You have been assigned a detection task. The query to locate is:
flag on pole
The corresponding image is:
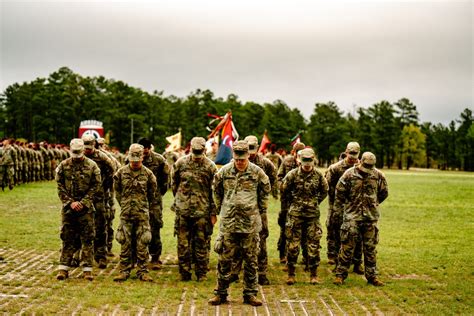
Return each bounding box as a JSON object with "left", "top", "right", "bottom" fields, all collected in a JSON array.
[
  {"left": 290, "top": 132, "right": 301, "bottom": 146},
  {"left": 212, "top": 112, "right": 239, "bottom": 165},
  {"left": 165, "top": 131, "right": 182, "bottom": 152},
  {"left": 259, "top": 131, "right": 271, "bottom": 153}
]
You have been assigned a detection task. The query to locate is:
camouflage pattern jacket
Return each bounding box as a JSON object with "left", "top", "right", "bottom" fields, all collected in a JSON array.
[
  {"left": 85, "top": 149, "right": 115, "bottom": 191},
  {"left": 172, "top": 155, "right": 217, "bottom": 218},
  {"left": 265, "top": 152, "right": 282, "bottom": 171},
  {"left": 114, "top": 165, "right": 157, "bottom": 220},
  {"left": 143, "top": 151, "right": 170, "bottom": 198},
  {"left": 277, "top": 155, "right": 298, "bottom": 186},
  {"left": 325, "top": 158, "right": 358, "bottom": 206},
  {"left": 0, "top": 145, "right": 14, "bottom": 166},
  {"left": 334, "top": 166, "right": 389, "bottom": 222},
  {"left": 281, "top": 167, "right": 328, "bottom": 218},
  {"left": 250, "top": 153, "right": 278, "bottom": 198},
  {"left": 55, "top": 157, "right": 101, "bottom": 211},
  {"left": 213, "top": 162, "right": 271, "bottom": 234}
]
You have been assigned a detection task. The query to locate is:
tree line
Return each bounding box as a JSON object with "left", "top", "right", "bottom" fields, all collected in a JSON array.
[{"left": 1, "top": 67, "right": 472, "bottom": 170}]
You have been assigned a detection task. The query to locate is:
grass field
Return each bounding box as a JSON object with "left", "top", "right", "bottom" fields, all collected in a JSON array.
[{"left": 0, "top": 169, "right": 473, "bottom": 314}]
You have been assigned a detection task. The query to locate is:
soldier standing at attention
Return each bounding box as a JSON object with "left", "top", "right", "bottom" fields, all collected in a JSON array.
[
  {"left": 138, "top": 138, "right": 170, "bottom": 270},
  {"left": 209, "top": 140, "right": 270, "bottom": 307},
  {"left": 172, "top": 137, "right": 217, "bottom": 281},
  {"left": 277, "top": 142, "right": 305, "bottom": 265},
  {"left": 229, "top": 135, "right": 277, "bottom": 286},
  {"left": 82, "top": 134, "right": 115, "bottom": 268},
  {"left": 333, "top": 152, "right": 388, "bottom": 286},
  {"left": 55, "top": 139, "right": 101, "bottom": 281},
  {"left": 113, "top": 144, "right": 157, "bottom": 282},
  {"left": 325, "top": 142, "right": 364, "bottom": 274},
  {"left": 281, "top": 148, "right": 328, "bottom": 285}
]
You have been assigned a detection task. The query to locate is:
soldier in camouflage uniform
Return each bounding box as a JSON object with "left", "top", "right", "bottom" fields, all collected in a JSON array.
[
  {"left": 113, "top": 144, "right": 157, "bottom": 282},
  {"left": 97, "top": 137, "right": 121, "bottom": 257},
  {"left": 281, "top": 148, "right": 328, "bottom": 285},
  {"left": 277, "top": 142, "right": 306, "bottom": 265},
  {"left": 265, "top": 143, "right": 283, "bottom": 171},
  {"left": 138, "top": 138, "right": 170, "bottom": 270},
  {"left": 172, "top": 137, "right": 217, "bottom": 281},
  {"left": 230, "top": 135, "right": 277, "bottom": 285},
  {"left": 0, "top": 139, "right": 15, "bottom": 191},
  {"left": 82, "top": 134, "right": 115, "bottom": 268},
  {"left": 325, "top": 142, "right": 364, "bottom": 274},
  {"left": 55, "top": 139, "right": 101, "bottom": 281},
  {"left": 333, "top": 152, "right": 389, "bottom": 286},
  {"left": 209, "top": 140, "right": 270, "bottom": 307}
]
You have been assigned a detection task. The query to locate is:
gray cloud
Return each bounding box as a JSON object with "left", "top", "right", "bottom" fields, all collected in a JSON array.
[{"left": 1, "top": 1, "right": 472, "bottom": 124}]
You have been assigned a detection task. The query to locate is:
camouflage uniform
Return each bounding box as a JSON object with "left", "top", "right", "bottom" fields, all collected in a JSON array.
[
  {"left": 265, "top": 151, "right": 283, "bottom": 171},
  {"left": 212, "top": 141, "right": 270, "bottom": 302},
  {"left": 82, "top": 135, "right": 115, "bottom": 266},
  {"left": 55, "top": 139, "right": 101, "bottom": 278},
  {"left": 276, "top": 142, "right": 306, "bottom": 263},
  {"left": 141, "top": 145, "right": 170, "bottom": 266},
  {"left": 231, "top": 136, "right": 277, "bottom": 285},
  {"left": 172, "top": 137, "right": 217, "bottom": 280},
  {"left": 114, "top": 144, "right": 157, "bottom": 280},
  {"left": 334, "top": 152, "right": 388, "bottom": 284},
  {"left": 0, "top": 142, "right": 15, "bottom": 190},
  {"left": 281, "top": 148, "right": 328, "bottom": 283},
  {"left": 325, "top": 143, "right": 363, "bottom": 268}
]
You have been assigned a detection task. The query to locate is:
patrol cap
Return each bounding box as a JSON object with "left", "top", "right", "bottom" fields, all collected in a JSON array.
[
  {"left": 81, "top": 134, "right": 95, "bottom": 149},
  {"left": 299, "top": 148, "right": 315, "bottom": 166},
  {"left": 128, "top": 143, "right": 144, "bottom": 162},
  {"left": 190, "top": 137, "right": 206, "bottom": 157},
  {"left": 244, "top": 135, "right": 259, "bottom": 154},
  {"left": 346, "top": 142, "right": 360, "bottom": 159},
  {"left": 70, "top": 138, "right": 84, "bottom": 158},
  {"left": 358, "top": 152, "right": 376, "bottom": 173},
  {"left": 233, "top": 140, "right": 249, "bottom": 159},
  {"left": 293, "top": 142, "right": 305, "bottom": 152}
]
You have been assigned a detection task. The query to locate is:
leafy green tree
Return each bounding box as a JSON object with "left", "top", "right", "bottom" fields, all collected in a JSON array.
[{"left": 401, "top": 124, "right": 426, "bottom": 169}]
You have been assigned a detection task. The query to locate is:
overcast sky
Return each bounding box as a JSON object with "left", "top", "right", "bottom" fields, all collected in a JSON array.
[{"left": 1, "top": 0, "right": 472, "bottom": 124}]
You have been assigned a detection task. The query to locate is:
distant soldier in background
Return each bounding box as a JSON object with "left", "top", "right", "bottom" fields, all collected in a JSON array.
[
  {"left": 55, "top": 138, "right": 101, "bottom": 281},
  {"left": 277, "top": 142, "right": 306, "bottom": 266},
  {"left": 325, "top": 142, "right": 364, "bottom": 274},
  {"left": 206, "top": 140, "right": 219, "bottom": 162},
  {"left": 209, "top": 140, "right": 270, "bottom": 307},
  {"left": 138, "top": 137, "right": 170, "bottom": 270},
  {"left": 40, "top": 141, "right": 52, "bottom": 180},
  {"left": 281, "top": 148, "right": 328, "bottom": 285},
  {"left": 0, "top": 139, "right": 15, "bottom": 191},
  {"left": 334, "top": 152, "right": 389, "bottom": 286},
  {"left": 230, "top": 135, "right": 277, "bottom": 285},
  {"left": 82, "top": 134, "right": 115, "bottom": 268},
  {"left": 172, "top": 137, "right": 217, "bottom": 281},
  {"left": 265, "top": 143, "right": 283, "bottom": 171},
  {"left": 113, "top": 144, "right": 157, "bottom": 282}
]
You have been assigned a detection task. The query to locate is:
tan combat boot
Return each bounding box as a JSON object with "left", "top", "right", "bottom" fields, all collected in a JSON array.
[
  {"left": 56, "top": 269, "right": 68, "bottom": 280},
  {"left": 113, "top": 272, "right": 129, "bottom": 282},
  {"left": 367, "top": 277, "right": 384, "bottom": 286},
  {"left": 333, "top": 276, "right": 344, "bottom": 285},
  {"left": 286, "top": 265, "right": 296, "bottom": 285},
  {"left": 208, "top": 295, "right": 228, "bottom": 305},
  {"left": 353, "top": 264, "right": 364, "bottom": 275},
  {"left": 83, "top": 271, "right": 94, "bottom": 281},
  {"left": 139, "top": 273, "right": 153, "bottom": 282},
  {"left": 310, "top": 269, "right": 321, "bottom": 285},
  {"left": 243, "top": 295, "right": 263, "bottom": 306}
]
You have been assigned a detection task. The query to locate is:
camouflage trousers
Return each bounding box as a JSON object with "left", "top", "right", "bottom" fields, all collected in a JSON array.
[
  {"left": 59, "top": 210, "right": 95, "bottom": 272},
  {"left": 0, "top": 165, "right": 14, "bottom": 190},
  {"left": 335, "top": 220, "right": 379, "bottom": 280},
  {"left": 327, "top": 207, "right": 363, "bottom": 266},
  {"left": 214, "top": 232, "right": 260, "bottom": 297},
  {"left": 286, "top": 215, "right": 322, "bottom": 270},
  {"left": 232, "top": 213, "right": 268, "bottom": 276},
  {"left": 115, "top": 217, "right": 152, "bottom": 276},
  {"left": 104, "top": 190, "right": 116, "bottom": 253},
  {"left": 176, "top": 215, "right": 209, "bottom": 277},
  {"left": 149, "top": 202, "right": 163, "bottom": 263},
  {"left": 93, "top": 194, "right": 108, "bottom": 262}
]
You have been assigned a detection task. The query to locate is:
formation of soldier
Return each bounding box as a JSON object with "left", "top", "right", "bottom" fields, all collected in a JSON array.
[{"left": 50, "top": 134, "right": 388, "bottom": 306}]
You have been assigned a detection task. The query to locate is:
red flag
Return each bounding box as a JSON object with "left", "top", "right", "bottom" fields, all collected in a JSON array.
[{"left": 259, "top": 131, "right": 271, "bottom": 153}]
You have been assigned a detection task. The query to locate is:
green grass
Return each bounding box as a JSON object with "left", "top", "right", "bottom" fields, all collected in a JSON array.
[{"left": 0, "top": 169, "right": 473, "bottom": 314}]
